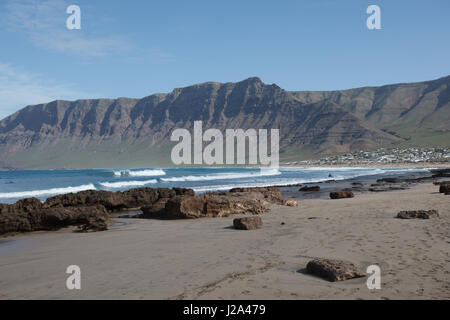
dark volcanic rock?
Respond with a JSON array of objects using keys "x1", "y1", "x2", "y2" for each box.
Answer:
[
  {"x1": 439, "y1": 184, "x2": 450, "y2": 194},
  {"x1": 142, "y1": 187, "x2": 297, "y2": 219},
  {"x1": 0, "y1": 197, "x2": 42, "y2": 214},
  {"x1": 299, "y1": 186, "x2": 320, "y2": 192},
  {"x1": 229, "y1": 187, "x2": 298, "y2": 207},
  {"x1": 44, "y1": 187, "x2": 194, "y2": 211},
  {"x1": 396, "y1": 210, "x2": 439, "y2": 219},
  {"x1": 305, "y1": 258, "x2": 365, "y2": 282},
  {"x1": 78, "y1": 216, "x2": 109, "y2": 232},
  {"x1": 0, "y1": 205, "x2": 109, "y2": 235},
  {"x1": 0, "y1": 187, "x2": 196, "y2": 235},
  {"x1": 139, "y1": 188, "x2": 195, "y2": 218},
  {"x1": 157, "y1": 192, "x2": 269, "y2": 219},
  {"x1": 233, "y1": 216, "x2": 263, "y2": 230},
  {"x1": 330, "y1": 191, "x2": 354, "y2": 199}
]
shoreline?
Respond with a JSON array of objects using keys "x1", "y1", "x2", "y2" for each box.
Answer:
[
  {"x1": 0, "y1": 165, "x2": 450, "y2": 205},
  {"x1": 1, "y1": 162, "x2": 449, "y2": 171},
  {"x1": 0, "y1": 166, "x2": 447, "y2": 208},
  {"x1": 0, "y1": 170, "x2": 448, "y2": 299}
]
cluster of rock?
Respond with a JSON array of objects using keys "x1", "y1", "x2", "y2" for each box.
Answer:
[
  {"x1": 43, "y1": 187, "x2": 194, "y2": 211},
  {"x1": 0, "y1": 187, "x2": 298, "y2": 235},
  {"x1": 140, "y1": 187, "x2": 298, "y2": 219},
  {"x1": 0, "y1": 187, "x2": 193, "y2": 235},
  {"x1": 0, "y1": 200, "x2": 109, "y2": 235},
  {"x1": 365, "y1": 169, "x2": 450, "y2": 193}
]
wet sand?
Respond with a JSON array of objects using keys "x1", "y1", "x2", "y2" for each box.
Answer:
[{"x1": 0, "y1": 181, "x2": 449, "y2": 300}]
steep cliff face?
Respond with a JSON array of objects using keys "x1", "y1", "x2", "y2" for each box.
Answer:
[{"x1": 1, "y1": 75, "x2": 448, "y2": 169}]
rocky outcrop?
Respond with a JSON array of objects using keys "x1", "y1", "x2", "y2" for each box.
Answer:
[
  {"x1": 305, "y1": 258, "x2": 365, "y2": 282},
  {"x1": 147, "y1": 192, "x2": 269, "y2": 219},
  {"x1": 396, "y1": 210, "x2": 439, "y2": 219},
  {"x1": 44, "y1": 187, "x2": 194, "y2": 211},
  {"x1": 0, "y1": 198, "x2": 42, "y2": 214},
  {"x1": 233, "y1": 216, "x2": 263, "y2": 230},
  {"x1": 77, "y1": 215, "x2": 110, "y2": 232},
  {"x1": 229, "y1": 187, "x2": 298, "y2": 207},
  {"x1": 0, "y1": 187, "x2": 195, "y2": 235},
  {"x1": 299, "y1": 186, "x2": 320, "y2": 192},
  {"x1": 330, "y1": 191, "x2": 354, "y2": 199},
  {"x1": 141, "y1": 187, "x2": 297, "y2": 219},
  {"x1": 1, "y1": 186, "x2": 294, "y2": 234},
  {"x1": 0, "y1": 205, "x2": 109, "y2": 235}
]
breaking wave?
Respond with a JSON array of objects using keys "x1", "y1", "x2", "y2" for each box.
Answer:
[
  {"x1": 191, "y1": 167, "x2": 432, "y2": 192},
  {"x1": 99, "y1": 179, "x2": 158, "y2": 188},
  {"x1": 160, "y1": 168, "x2": 281, "y2": 182},
  {"x1": 0, "y1": 184, "x2": 96, "y2": 199},
  {"x1": 113, "y1": 169, "x2": 166, "y2": 177}
]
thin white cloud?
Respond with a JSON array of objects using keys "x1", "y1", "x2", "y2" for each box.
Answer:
[
  {"x1": 0, "y1": 63, "x2": 92, "y2": 120},
  {"x1": 2, "y1": 0, "x2": 131, "y2": 58}
]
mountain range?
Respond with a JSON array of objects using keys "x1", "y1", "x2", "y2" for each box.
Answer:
[{"x1": 0, "y1": 75, "x2": 449, "y2": 169}]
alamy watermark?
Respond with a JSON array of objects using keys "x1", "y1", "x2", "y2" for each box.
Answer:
[
  {"x1": 170, "y1": 121, "x2": 279, "y2": 168},
  {"x1": 66, "y1": 265, "x2": 81, "y2": 290},
  {"x1": 65, "y1": 5, "x2": 379, "y2": 32},
  {"x1": 66, "y1": 5, "x2": 81, "y2": 30},
  {"x1": 366, "y1": 264, "x2": 381, "y2": 290},
  {"x1": 367, "y1": 5, "x2": 381, "y2": 30}
]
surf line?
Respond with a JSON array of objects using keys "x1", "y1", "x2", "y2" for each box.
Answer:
[{"x1": 170, "y1": 121, "x2": 279, "y2": 167}]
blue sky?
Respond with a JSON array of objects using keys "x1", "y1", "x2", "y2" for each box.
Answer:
[{"x1": 0, "y1": 0, "x2": 449, "y2": 119}]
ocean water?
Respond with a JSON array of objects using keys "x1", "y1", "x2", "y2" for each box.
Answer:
[{"x1": 0, "y1": 166, "x2": 432, "y2": 204}]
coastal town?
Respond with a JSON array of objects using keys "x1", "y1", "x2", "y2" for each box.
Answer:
[{"x1": 286, "y1": 148, "x2": 450, "y2": 166}]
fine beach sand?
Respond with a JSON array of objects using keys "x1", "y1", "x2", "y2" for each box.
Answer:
[{"x1": 0, "y1": 182, "x2": 449, "y2": 300}]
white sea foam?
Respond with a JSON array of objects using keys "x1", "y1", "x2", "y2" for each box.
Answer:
[
  {"x1": 280, "y1": 166, "x2": 431, "y2": 172},
  {"x1": 191, "y1": 170, "x2": 386, "y2": 193},
  {"x1": 113, "y1": 169, "x2": 166, "y2": 177},
  {"x1": 0, "y1": 184, "x2": 96, "y2": 199},
  {"x1": 191, "y1": 166, "x2": 432, "y2": 193},
  {"x1": 160, "y1": 168, "x2": 281, "y2": 182},
  {"x1": 99, "y1": 179, "x2": 158, "y2": 188}
]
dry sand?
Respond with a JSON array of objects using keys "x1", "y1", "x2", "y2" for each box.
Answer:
[{"x1": 0, "y1": 182, "x2": 449, "y2": 300}]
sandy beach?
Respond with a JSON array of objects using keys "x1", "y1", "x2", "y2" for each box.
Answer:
[{"x1": 0, "y1": 176, "x2": 449, "y2": 300}]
